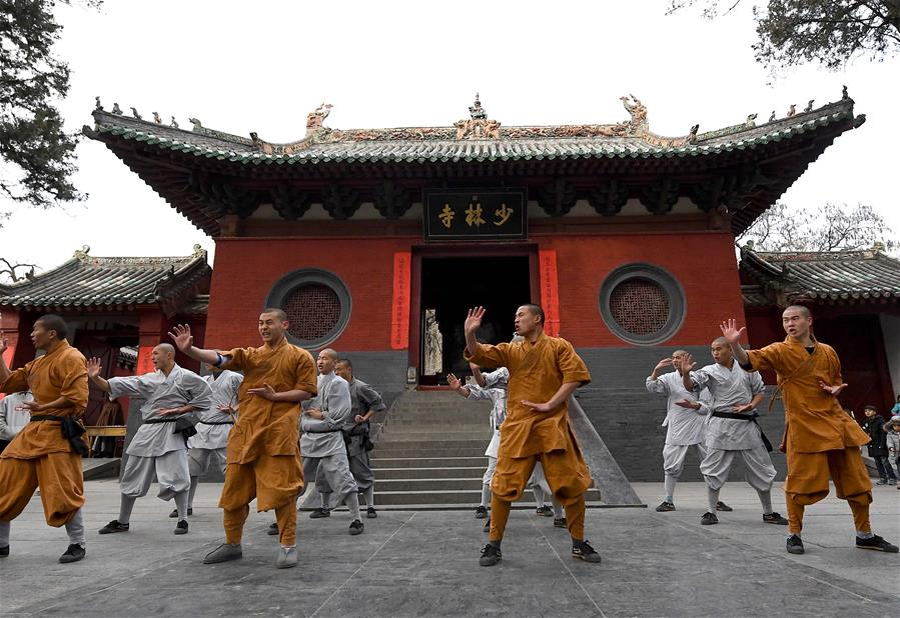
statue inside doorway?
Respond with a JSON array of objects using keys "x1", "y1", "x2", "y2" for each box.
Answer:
[{"x1": 424, "y1": 309, "x2": 443, "y2": 376}]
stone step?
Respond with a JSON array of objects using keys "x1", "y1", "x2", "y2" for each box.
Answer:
[
  {"x1": 377, "y1": 431, "x2": 491, "y2": 441},
  {"x1": 372, "y1": 488, "x2": 603, "y2": 506},
  {"x1": 374, "y1": 466, "x2": 487, "y2": 480},
  {"x1": 371, "y1": 456, "x2": 489, "y2": 468},
  {"x1": 375, "y1": 439, "x2": 488, "y2": 449},
  {"x1": 372, "y1": 447, "x2": 488, "y2": 458},
  {"x1": 375, "y1": 477, "x2": 604, "y2": 494}
]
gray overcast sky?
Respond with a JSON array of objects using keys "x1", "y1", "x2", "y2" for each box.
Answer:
[{"x1": 1, "y1": 0, "x2": 898, "y2": 272}]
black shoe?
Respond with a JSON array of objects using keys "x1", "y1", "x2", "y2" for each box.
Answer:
[
  {"x1": 763, "y1": 512, "x2": 789, "y2": 525},
  {"x1": 655, "y1": 501, "x2": 676, "y2": 512},
  {"x1": 715, "y1": 501, "x2": 733, "y2": 512},
  {"x1": 483, "y1": 517, "x2": 491, "y2": 532},
  {"x1": 700, "y1": 512, "x2": 719, "y2": 526},
  {"x1": 786, "y1": 535, "x2": 805, "y2": 554},
  {"x1": 59, "y1": 543, "x2": 86, "y2": 563},
  {"x1": 553, "y1": 517, "x2": 568, "y2": 529},
  {"x1": 174, "y1": 519, "x2": 189, "y2": 535},
  {"x1": 169, "y1": 507, "x2": 192, "y2": 518},
  {"x1": 349, "y1": 519, "x2": 364, "y2": 535},
  {"x1": 98, "y1": 520, "x2": 129, "y2": 534},
  {"x1": 536, "y1": 505, "x2": 554, "y2": 517},
  {"x1": 479, "y1": 543, "x2": 502, "y2": 566},
  {"x1": 474, "y1": 505, "x2": 488, "y2": 519},
  {"x1": 0, "y1": 545, "x2": 8, "y2": 557},
  {"x1": 572, "y1": 540, "x2": 601, "y2": 563},
  {"x1": 309, "y1": 508, "x2": 331, "y2": 519},
  {"x1": 366, "y1": 506, "x2": 377, "y2": 519},
  {"x1": 856, "y1": 535, "x2": 899, "y2": 553},
  {"x1": 267, "y1": 522, "x2": 279, "y2": 536}
]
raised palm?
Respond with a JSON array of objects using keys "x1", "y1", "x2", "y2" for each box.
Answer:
[
  {"x1": 168, "y1": 324, "x2": 193, "y2": 351},
  {"x1": 464, "y1": 306, "x2": 485, "y2": 336},
  {"x1": 719, "y1": 319, "x2": 746, "y2": 344},
  {"x1": 447, "y1": 373, "x2": 462, "y2": 390},
  {"x1": 86, "y1": 357, "x2": 103, "y2": 379},
  {"x1": 0, "y1": 337, "x2": 8, "y2": 356}
]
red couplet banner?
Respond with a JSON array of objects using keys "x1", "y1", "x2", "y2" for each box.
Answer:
[
  {"x1": 538, "y1": 249, "x2": 560, "y2": 336},
  {"x1": 391, "y1": 252, "x2": 412, "y2": 350},
  {"x1": 136, "y1": 345, "x2": 156, "y2": 375}
]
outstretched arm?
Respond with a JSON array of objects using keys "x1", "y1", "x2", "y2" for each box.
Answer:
[
  {"x1": 463, "y1": 307, "x2": 486, "y2": 358},
  {"x1": 447, "y1": 373, "x2": 471, "y2": 398},
  {"x1": 0, "y1": 338, "x2": 10, "y2": 384},
  {"x1": 168, "y1": 324, "x2": 228, "y2": 366},
  {"x1": 87, "y1": 357, "x2": 110, "y2": 393},
  {"x1": 521, "y1": 381, "x2": 581, "y2": 413}
]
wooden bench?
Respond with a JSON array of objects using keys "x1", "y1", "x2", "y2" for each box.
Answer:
[{"x1": 85, "y1": 425, "x2": 127, "y2": 457}]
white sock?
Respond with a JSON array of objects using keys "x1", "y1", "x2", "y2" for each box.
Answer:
[
  {"x1": 319, "y1": 492, "x2": 331, "y2": 510},
  {"x1": 552, "y1": 497, "x2": 563, "y2": 519},
  {"x1": 707, "y1": 486, "x2": 720, "y2": 513},
  {"x1": 345, "y1": 491, "x2": 361, "y2": 521},
  {"x1": 118, "y1": 495, "x2": 136, "y2": 524},
  {"x1": 480, "y1": 485, "x2": 492, "y2": 508},
  {"x1": 65, "y1": 508, "x2": 86, "y2": 545},
  {"x1": 364, "y1": 486, "x2": 374, "y2": 507},
  {"x1": 756, "y1": 488, "x2": 773, "y2": 514},
  {"x1": 664, "y1": 474, "x2": 677, "y2": 503},
  {"x1": 857, "y1": 530, "x2": 875, "y2": 539},
  {"x1": 533, "y1": 484, "x2": 545, "y2": 507},
  {"x1": 174, "y1": 491, "x2": 189, "y2": 521},
  {"x1": 187, "y1": 476, "x2": 200, "y2": 509}
]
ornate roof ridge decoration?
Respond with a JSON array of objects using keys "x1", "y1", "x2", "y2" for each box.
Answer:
[
  {"x1": 0, "y1": 246, "x2": 210, "y2": 314},
  {"x1": 739, "y1": 244, "x2": 900, "y2": 306},
  {"x1": 89, "y1": 89, "x2": 859, "y2": 158}
]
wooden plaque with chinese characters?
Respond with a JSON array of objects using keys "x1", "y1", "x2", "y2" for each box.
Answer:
[{"x1": 423, "y1": 189, "x2": 527, "y2": 241}]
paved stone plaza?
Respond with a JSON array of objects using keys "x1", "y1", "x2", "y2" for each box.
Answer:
[{"x1": 1, "y1": 480, "x2": 898, "y2": 617}]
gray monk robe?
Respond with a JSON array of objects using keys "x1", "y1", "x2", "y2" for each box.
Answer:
[
  {"x1": 109, "y1": 365, "x2": 211, "y2": 500},
  {"x1": 300, "y1": 372, "x2": 357, "y2": 506}
]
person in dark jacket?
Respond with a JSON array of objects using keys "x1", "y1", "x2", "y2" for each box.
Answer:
[{"x1": 862, "y1": 405, "x2": 897, "y2": 486}]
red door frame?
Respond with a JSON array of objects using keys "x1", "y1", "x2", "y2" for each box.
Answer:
[{"x1": 407, "y1": 243, "x2": 540, "y2": 375}]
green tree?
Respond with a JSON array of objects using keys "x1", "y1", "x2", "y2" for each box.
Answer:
[
  {"x1": 668, "y1": 1, "x2": 900, "y2": 70},
  {"x1": 738, "y1": 202, "x2": 898, "y2": 252},
  {"x1": 0, "y1": 0, "x2": 98, "y2": 210}
]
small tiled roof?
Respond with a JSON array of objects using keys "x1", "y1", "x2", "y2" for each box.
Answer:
[
  {"x1": 0, "y1": 245, "x2": 210, "y2": 312},
  {"x1": 740, "y1": 246, "x2": 900, "y2": 305}
]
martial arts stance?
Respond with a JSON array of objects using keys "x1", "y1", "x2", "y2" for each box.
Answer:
[
  {"x1": 170, "y1": 309, "x2": 317, "y2": 568},
  {"x1": 449, "y1": 364, "x2": 564, "y2": 531},
  {"x1": 91, "y1": 345, "x2": 211, "y2": 536},
  {"x1": 302, "y1": 349, "x2": 364, "y2": 535},
  {"x1": 171, "y1": 364, "x2": 243, "y2": 517},
  {"x1": 335, "y1": 358, "x2": 385, "y2": 517},
  {"x1": 682, "y1": 338, "x2": 788, "y2": 526},
  {"x1": 645, "y1": 351, "x2": 721, "y2": 512},
  {"x1": 0, "y1": 315, "x2": 89, "y2": 563},
  {"x1": 721, "y1": 308, "x2": 898, "y2": 554},
  {"x1": 464, "y1": 305, "x2": 600, "y2": 566}
]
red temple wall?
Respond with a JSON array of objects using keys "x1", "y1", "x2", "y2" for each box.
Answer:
[{"x1": 206, "y1": 231, "x2": 745, "y2": 352}]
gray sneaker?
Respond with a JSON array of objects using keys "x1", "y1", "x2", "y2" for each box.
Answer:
[
  {"x1": 203, "y1": 543, "x2": 243, "y2": 564},
  {"x1": 276, "y1": 546, "x2": 298, "y2": 569}
]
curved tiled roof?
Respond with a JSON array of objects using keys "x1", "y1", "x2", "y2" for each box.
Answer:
[
  {"x1": 0, "y1": 246, "x2": 211, "y2": 311},
  {"x1": 740, "y1": 248, "x2": 900, "y2": 305}
]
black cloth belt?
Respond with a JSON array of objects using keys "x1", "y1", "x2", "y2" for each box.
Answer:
[
  {"x1": 711, "y1": 410, "x2": 773, "y2": 452},
  {"x1": 29, "y1": 415, "x2": 88, "y2": 456},
  {"x1": 199, "y1": 420, "x2": 234, "y2": 426},
  {"x1": 144, "y1": 417, "x2": 178, "y2": 424}
]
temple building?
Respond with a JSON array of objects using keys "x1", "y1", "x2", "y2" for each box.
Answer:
[{"x1": 19, "y1": 89, "x2": 883, "y2": 482}]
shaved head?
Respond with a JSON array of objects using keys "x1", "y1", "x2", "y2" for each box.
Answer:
[
  {"x1": 261, "y1": 307, "x2": 288, "y2": 322},
  {"x1": 711, "y1": 337, "x2": 729, "y2": 347},
  {"x1": 156, "y1": 343, "x2": 176, "y2": 356},
  {"x1": 320, "y1": 348, "x2": 338, "y2": 361},
  {"x1": 520, "y1": 304, "x2": 545, "y2": 324},
  {"x1": 783, "y1": 305, "x2": 810, "y2": 319}
]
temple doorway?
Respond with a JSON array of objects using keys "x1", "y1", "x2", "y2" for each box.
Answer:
[{"x1": 418, "y1": 255, "x2": 531, "y2": 385}]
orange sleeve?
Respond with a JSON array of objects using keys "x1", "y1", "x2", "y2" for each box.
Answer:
[
  {"x1": 746, "y1": 343, "x2": 784, "y2": 373},
  {"x1": 463, "y1": 342, "x2": 510, "y2": 369},
  {"x1": 222, "y1": 347, "x2": 249, "y2": 372},
  {"x1": 558, "y1": 339, "x2": 591, "y2": 385},
  {"x1": 59, "y1": 353, "x2": 89, "y2": 410},
  {"x1": 293, "y1": 349, "x2": 318, "y2": 396},
  {"x1": 0, "y1": 365, "x2": 31, "y2": 394}
]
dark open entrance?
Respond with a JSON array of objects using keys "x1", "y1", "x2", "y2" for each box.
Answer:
[{"x1": 419, "y1": 255, "x2": 531, "y2": 385}]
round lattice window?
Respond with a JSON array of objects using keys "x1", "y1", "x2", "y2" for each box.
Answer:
[
  {"x1": 609, "y1": 279, "x2": 670, "y2": 336},
  {"x1": 265, "y1": 269, "x2": 351, "y2": 348},
  {"x1": 599, "y1": 264, "x2": 685, "y2": 346},
  {"x1": 283, "y1": 284, "x2": 342, "y2": 341}
]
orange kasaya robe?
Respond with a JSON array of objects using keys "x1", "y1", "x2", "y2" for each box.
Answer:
[
  {"x1": 747, "y1": 336, "x2": 872, "y2": 533},
  {"x1": 0, "y1": 341, "x2": 89, "y2": 527},
  {"x1": 465, "y1": 331, "x2": 592, "y2": 540},
  {"x1": 217, "y1": 337, "x2": 317, "y2": 546}
]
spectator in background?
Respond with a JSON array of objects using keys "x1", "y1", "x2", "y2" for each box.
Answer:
[
  {"x1": 0, "y1": 390, "x2": 33, "y2": 454},
  {"x1": 861, "y1": 405, "x2": 896, "y2": 486},
  {"x1": 883, "y1": 415, "x2": 900, "y2": 491}
]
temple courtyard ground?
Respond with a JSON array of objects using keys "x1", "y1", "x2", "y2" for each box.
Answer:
[{"x1": 1, "y1": 480, "x2": 898, "y2": 617}]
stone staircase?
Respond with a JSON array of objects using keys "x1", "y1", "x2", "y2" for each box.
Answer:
[{"x1": 370, "y1": 390, "x2": 603, "y2": 509}]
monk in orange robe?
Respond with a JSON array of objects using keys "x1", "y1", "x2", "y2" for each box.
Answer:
[
  {"x1": 464, "y1": 304, "x2": 601, "y2": 566},
  {"x1": 0, "y1": 314, "x2": 89, "y2": 563},
  {"x1": 169, "y1": 308, "x2": 317, "y2": 569},
  {"x1": 722, "y1": 306, "x2": 898, "y2": 555}
]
